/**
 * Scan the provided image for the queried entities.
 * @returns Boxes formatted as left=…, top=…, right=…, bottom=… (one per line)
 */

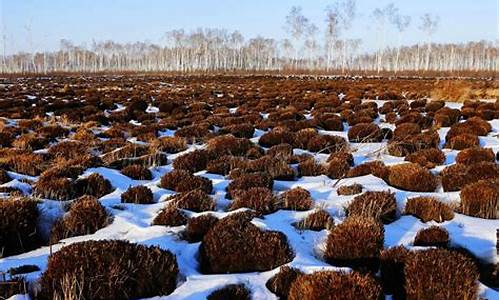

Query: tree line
left=1, top=1, right=498, bottom=74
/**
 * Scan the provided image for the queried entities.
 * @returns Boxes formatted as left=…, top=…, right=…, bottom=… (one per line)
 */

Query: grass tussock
left=74, top=173, right=114, bottom=198
left=168, top=189, right=215, bottom=212
left=294, top=209, right=335, bottom=231
left=172, top=149, right=210, bottom=173
left=229, top=187, right=279, bottom=215
left=405, top=148, right=445, bottom=169
left=288, top=271, right=383, bottom=300
left=152, top=206, right=188, bottom=226
left=279, top=187, right=314, bottom=211
left=324, top=216, right=384, bottom=272
left=226, top=172, right=273, bottom=199
left=266, top=266, right=303, bottom=299
left=183, top=214, right=219, bottom=242
left=459, top=179, right=498, bottom=219
left=121, top=185, right=154, bottom=204
left=50, top=195, right=110, bottom=243
left=386, top=163, right=437, bottom=192
left=0, top=198, right=40, bottom=257
left=414, top=226, right=450, bottom=247
left=456, top=147, right=496, bottom=165
left=207, top=284, right=251, bottom=300
left=199, top=213, right=294, bottom=273
left=38, top=240, right=178, bottom=300
left=160, top=169, right=213, bottom=193
left=347, top=191, right=397, bottom=224
left=380, top=246, right=409, bottom=299
left=404, top=248, right=478, bottom=300
left=404, top=197, right=454, bottom=223
left=346, top=161, right=388, bottom=179
left=121, top=164, right=152, bottom=180
left=337, top=183, right=363, bottom=195
left=348, top=123, right=382, bottom=143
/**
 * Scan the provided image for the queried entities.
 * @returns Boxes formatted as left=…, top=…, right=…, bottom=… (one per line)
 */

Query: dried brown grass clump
left=48, top=140, right=89, bottom=160
left=199, top=214, right=294, bottom=273
left=207, top=284, right=251, bottom=300
left=414, top=226, right=450, bottom=247
left=404, top=197, right=454, bottom=223
left=287, top=271, right=383, bottom=300
left=405, top=148, right=445, bottom=169
left=229, top=187, right=279, bottom=215
left=121, top=164, right=152, bottom=180
left=50, top=196, right=110, bottom=243
left=279, top=187, right=314, bottom=211
left=337, top=183, right=363, bottom=195
left=324, top=216, right=384, bottom=272
left=251, top=156, right=296, bottom=180
left=259, top=128, right=295, bottom=147
left=12, top=133, right=49, bottom=151
left=347, top=160, right=389, bottom=179
left=152, top=206, right=188, bottom=226
left=294, top=209, right=335, bottom=231
left=206, top=135, right=253, bottom=157
left=175, top=124, right=212, bottom=142
left=152, top=136, right=187, bottom=153
left=172, top=149, right=210, bottom=173
left=226, top=172, right=273, bottom=199
left=439, top=163, right=469, bottom=191
left=183, top=214, right=219, bottom=242
left=1, top=153, right=46, bottom=176
left=324, top=157, right=351, bottom=179
left=393, top=122, right=421, bottom=139
left=293, top=128, right=318, bottom=149
left=380, top=246, right=409, bottom=299
left=445, top=133, right=479, bottom=150
left=160, top=169, right=213, bottom=193
left=386, top=163, right=437, bottom=192
left=456, top=147, right=495, bottom=165
left=348, top=123, right=382, bottom=143
left=459, top=179, right=498, bottom=219
left=219, top=123, right=255, bottom=138
left=121, top=185, right=154, bottom=204
left=298, top=157, right=324, bottom=177
left=34, top=175, right=76, bottom=200
left=347, top=191, right=397, bottom=224
left=74, top=173, right=114, bottom=198
left=168, top=189, right=215, bottom=212
left=307, top=134, right=347, bottom=153
left=388, top=130, right=440, bottom=157
left=38, top=240, right=178, bottom=300
left=404, top=248, right=478, bottom=300
left=266, top=266, right=303, bottom=299
left=0, top=198, right=40, bottom=257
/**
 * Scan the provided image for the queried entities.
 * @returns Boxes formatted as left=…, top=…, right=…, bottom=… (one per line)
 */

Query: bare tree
left=420, top=13, right=440, bottom=71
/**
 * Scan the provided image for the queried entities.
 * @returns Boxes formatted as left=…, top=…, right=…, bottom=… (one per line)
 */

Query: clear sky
left=1, top=0, right=498, bottom=54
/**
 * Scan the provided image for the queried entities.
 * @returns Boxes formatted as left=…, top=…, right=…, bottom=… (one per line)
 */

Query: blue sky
left=1, top=0, right=498, bottom=54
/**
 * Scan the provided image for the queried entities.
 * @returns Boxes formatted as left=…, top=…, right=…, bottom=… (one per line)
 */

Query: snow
left=1, top=100, right=498, bottom=300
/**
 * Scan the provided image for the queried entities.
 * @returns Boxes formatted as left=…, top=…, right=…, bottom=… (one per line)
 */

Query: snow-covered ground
left=0, top=100, right=498, bottom=300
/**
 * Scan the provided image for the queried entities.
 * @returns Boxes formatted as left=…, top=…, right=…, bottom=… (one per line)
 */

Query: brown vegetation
left=288, top=271, right=383, bottom=300
left=386, top=163, right=437, bottom=192
left=324, top=216, right=384, bottom=272
left=414, top=226, right=450, bottom=247
left=404, top=197, right=454, bottom=223
left=347, top=191, right=397, bottom=224
left=199, top=213, right=294, bottom=273
left=404, top=248, right=478, bottom=299
left=39, top=240, right=178, bottom=300
left=121, top=185, right=154, bottom=204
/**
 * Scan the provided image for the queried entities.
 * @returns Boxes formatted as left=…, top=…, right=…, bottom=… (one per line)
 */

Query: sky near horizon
left=0, top=0, right=498, bottom=55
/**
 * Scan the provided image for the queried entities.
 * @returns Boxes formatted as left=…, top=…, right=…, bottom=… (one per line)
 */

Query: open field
left=0, top=75, right=498, bottom=299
